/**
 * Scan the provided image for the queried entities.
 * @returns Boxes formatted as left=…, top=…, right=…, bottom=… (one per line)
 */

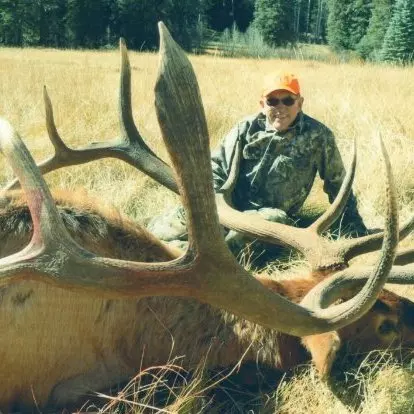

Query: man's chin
left=272, top=122, right=289, bottom=132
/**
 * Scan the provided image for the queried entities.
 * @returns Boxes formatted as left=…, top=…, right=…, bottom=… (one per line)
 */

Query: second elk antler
left=0, top=23, right=400, bottom=337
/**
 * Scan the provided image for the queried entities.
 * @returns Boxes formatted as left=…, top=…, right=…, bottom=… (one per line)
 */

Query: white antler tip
left=158, top=21, right=167, bottom=33
left=157, top=21, right=173, bottom=52
left=119, top=37, right=127, bottom=52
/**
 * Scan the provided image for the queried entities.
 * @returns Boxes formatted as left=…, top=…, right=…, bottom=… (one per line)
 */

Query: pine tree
left=162, top=0, right=203, bottom=50
left=202, top=0, right=254, bottom=32
left=326, top=0, right=354, bottom=50
left=357, top=0, right=395, bottom=59
left=348, top=0, right=372, bottom=50
left=0, top=0, right=68, bottom=47
left=307, top=0, right=329, bottom=43
left=293, top=0, right=313, bottom=39
left=106, top=0, right=120, bottom=45
left=117, top=0, right=203, bottom=51
left=0, top=0, right=27, bottom=45
left=16, top=1, right=40, bottom=45
left=235, top=0, right=255, bottom=31
left=118, top=0, right=156, bottom=50
left=38, top=0, right=68, bottom=47
left=253, top=0, right=295, bottom=46
left=380, top=0, right=414, bottom=63
left=202, top=0, right=233, bottom=31
left=326, top=0, right=371, bottom=51
left=66, top=0, right=110, bottom=47
left=86, top=0, right=111, bottom=47
left=66, top=0, right=85, bottom=46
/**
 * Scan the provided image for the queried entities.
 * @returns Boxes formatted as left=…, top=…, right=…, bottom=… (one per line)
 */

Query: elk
left=0, top=22, right=413, bottom=411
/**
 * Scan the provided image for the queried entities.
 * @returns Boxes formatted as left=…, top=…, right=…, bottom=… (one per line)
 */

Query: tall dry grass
left=0, top=45, right=414, bottom=413
left=1, top=47, right=413, bottom=225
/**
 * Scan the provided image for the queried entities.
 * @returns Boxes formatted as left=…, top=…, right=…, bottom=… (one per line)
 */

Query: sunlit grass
left=1, top=46, right=413, bottom=225
left=0, top=45, right=413, bottom=413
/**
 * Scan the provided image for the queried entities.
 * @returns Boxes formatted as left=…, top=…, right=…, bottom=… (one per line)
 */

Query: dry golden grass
left=1, top=47, right=413, bottom=223
left=0, top=45, right=414, bottom=413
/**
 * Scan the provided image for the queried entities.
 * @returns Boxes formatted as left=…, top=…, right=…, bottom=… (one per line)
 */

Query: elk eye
left=378, top=320, right=397, bottom=336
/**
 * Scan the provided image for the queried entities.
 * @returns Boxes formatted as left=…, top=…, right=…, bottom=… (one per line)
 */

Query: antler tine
left=4, top=40, right=178, bottom=193
left=217, top=138, right=242, bottom=199
left=215, top=137, right=357, bottom=254
left=301, top=134, right=399, bottom=315
left=215, top=138, right=311, bottom=252
left=339, top=213, right=414, bottom=263
left=301, top=264, right=414, bottom=312
left=394, top=247, right=414, bottom=266
left=215, top=132, right=409, bottom=272
left=0, top=22, right=400, bottom=338
left=3, top=86, right=74, bottom=191
left=117, top=38, right=177, bottom=191
left=155, top=23, right=225, bottom=253
left=332, top=132, right=414, bottom=263
left=43, top=85, right=71, bottom=160
left=309, top=138, right=356, bottom=234
left=118, top=39, right=153, bottom=155
left=0, top=119, right=78, bottom=261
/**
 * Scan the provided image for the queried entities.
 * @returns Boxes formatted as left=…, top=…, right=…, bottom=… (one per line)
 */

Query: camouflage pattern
left=147, top=111, right=367, bottom=259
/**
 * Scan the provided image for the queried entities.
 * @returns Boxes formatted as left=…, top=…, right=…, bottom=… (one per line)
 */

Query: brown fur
left=1, top=191, right=413, bottom=411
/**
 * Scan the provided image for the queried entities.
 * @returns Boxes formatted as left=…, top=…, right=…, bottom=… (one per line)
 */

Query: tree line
left=0, top=0, right=413, bottom=63
left=0, top=0, right=255, bottom=51
left=327, top=0, right=414, bottom=63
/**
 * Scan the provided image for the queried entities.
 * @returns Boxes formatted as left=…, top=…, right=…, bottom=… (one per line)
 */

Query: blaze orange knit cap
left=261, top=72, right=300, bottom=97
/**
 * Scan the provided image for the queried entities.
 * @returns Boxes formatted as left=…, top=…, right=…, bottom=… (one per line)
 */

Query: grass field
left=0, top=44, right=414, bottom=413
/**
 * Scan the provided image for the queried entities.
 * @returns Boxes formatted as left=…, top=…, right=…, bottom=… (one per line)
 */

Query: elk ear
left=301, top=331, right=341, bottom=378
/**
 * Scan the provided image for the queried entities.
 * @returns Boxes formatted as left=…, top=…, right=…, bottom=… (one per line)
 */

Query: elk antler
left=0, top=22, right=399, bottom=337
left=300, top=135, right=403, bottom=314
left=3, top=40, right=177, bottom=194
left=215, top=136, right=412, bottom=273
left=301, top=249, right=414, bottom=312
left=394, top=247, right=414, bottom=266
left=3, top=36, right=411, bottom=274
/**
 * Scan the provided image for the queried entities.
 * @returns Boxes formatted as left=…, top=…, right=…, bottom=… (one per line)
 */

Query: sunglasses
left=266, top=96, right=297, bottom=107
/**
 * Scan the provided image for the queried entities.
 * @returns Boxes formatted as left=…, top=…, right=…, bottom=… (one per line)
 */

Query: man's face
left=260, top=90, right=304, bottom=132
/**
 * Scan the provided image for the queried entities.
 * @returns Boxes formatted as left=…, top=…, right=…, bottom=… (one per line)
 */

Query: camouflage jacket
left=211, top=111, right=366, bottom=232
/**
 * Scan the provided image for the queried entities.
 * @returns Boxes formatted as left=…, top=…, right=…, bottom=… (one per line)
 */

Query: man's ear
left=298, top=95, right=304, bottom=111
left=259, top=97, right=265, bottom=112
left=301, top=331, right=341, bottom=379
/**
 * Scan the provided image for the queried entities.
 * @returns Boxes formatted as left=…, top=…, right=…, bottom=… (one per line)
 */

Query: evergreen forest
left=0, top=0, right=413, bottom=63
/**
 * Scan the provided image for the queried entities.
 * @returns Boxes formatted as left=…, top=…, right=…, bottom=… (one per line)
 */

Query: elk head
left=256, top=272, right=414, bottom=378
left=299, top=256, right=414, bottom=377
